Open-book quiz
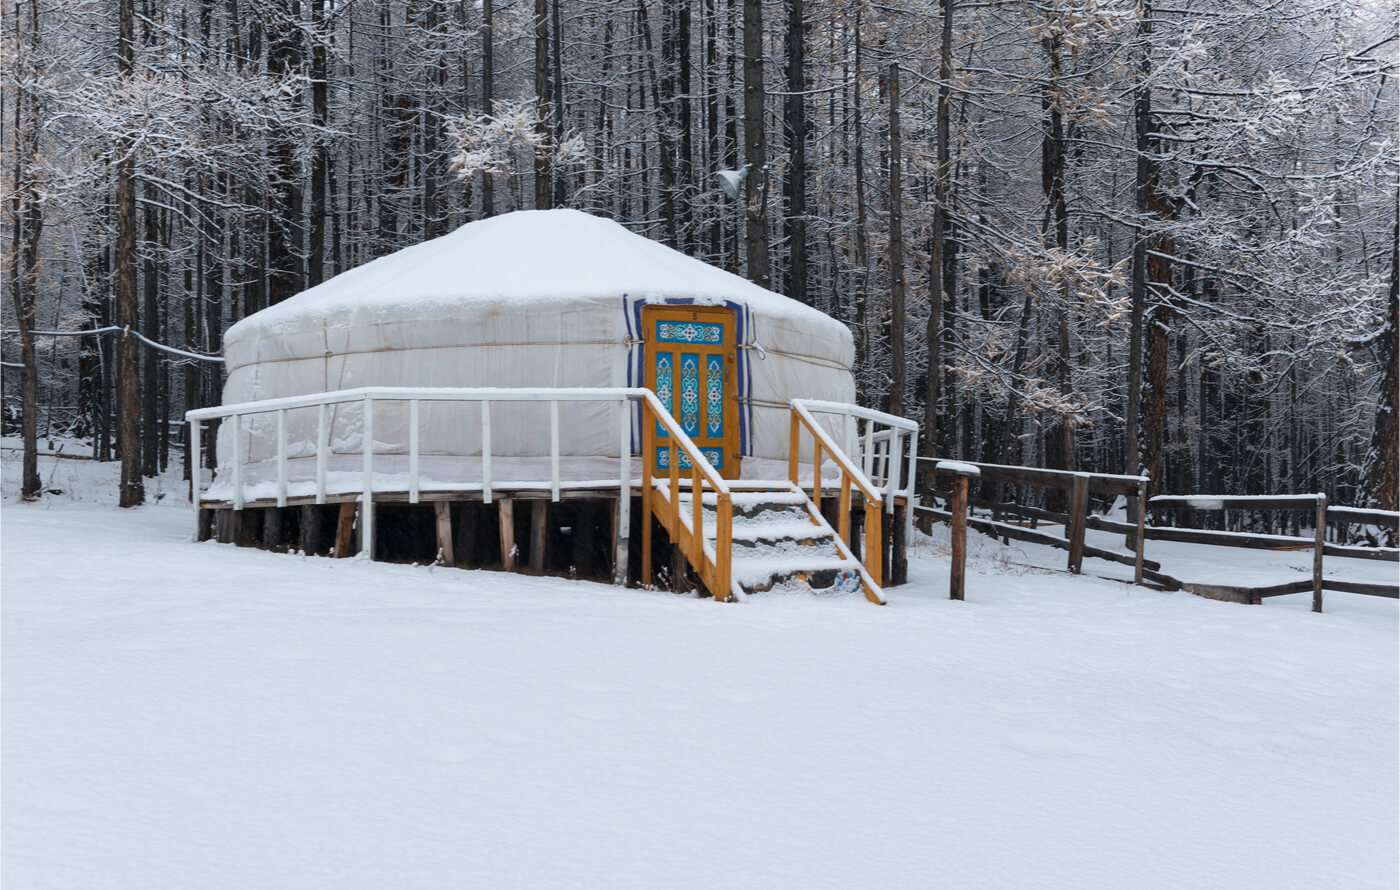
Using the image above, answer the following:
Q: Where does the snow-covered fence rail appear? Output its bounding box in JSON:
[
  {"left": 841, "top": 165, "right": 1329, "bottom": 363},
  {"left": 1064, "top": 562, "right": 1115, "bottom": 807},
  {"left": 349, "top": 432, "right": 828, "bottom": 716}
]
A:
[
  {"left": 914, "top": 458, "right": 1152, "bottom": 586},
  {"left": 1148, "top": 494, "right": 1400, "bottom": 612},
  {"left": 187, "top": 386, "right": 667, "bottom": 574}
]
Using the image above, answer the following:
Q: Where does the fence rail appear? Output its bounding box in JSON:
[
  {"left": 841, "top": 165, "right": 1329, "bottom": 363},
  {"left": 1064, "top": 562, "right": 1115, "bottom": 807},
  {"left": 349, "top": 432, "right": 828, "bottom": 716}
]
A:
[
  {"left": 1148, "top": 493, "right": 1400, "bottom": 611},
  {"left": 915, "top": 457, "right": 1150, "bottom": 588}
]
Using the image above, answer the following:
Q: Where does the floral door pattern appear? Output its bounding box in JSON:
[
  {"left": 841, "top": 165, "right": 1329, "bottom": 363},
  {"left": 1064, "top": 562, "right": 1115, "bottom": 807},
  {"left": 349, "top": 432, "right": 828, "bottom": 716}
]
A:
[{"left": 643, "top": 306, "right": 739, "bottom": 479}]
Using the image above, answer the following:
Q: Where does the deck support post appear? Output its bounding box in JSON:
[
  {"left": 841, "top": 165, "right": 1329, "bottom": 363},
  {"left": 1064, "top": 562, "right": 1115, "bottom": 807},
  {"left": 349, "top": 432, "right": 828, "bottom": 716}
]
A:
[
  {"left": 498, "top": 498, "right": 517, "bottom": 570},
  {"left": 529, "top": 501, "right": 548, "bottom": 573},
  {"left": 262, "top": 507, "right": 285, "bottom": 552},
  {"left": 300, "top": 505, "right": 325, "bottom": 555},
  {"left": 334, "top": 502, "right": 356, "bottom": 557},
  {"left": 453, "top": 503, "right": 477, "bottom": 568},
  {"left": 435, "top": 501, "right": 455, "bottom": 565}
]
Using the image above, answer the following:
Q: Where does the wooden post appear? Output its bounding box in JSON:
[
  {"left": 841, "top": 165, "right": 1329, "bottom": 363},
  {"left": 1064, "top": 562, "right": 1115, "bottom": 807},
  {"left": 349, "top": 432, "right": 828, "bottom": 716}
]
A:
[
  {"left": 715, "top": 492, "right": 733, "bottom": 601},
  {"left": 812, "top": 441, "right": 823, "bottom": 512},
  {"left": 434, "top": 501, "right": 455, "bottom": 566},
  {"left": 197, "top": 508, "right": 214, "bottom": 543},
  {"left": 670, "top": 545, "right": 689, "bottom": 593},
  {"left": 261, "top": 507, "right": 284, "bottom": 552},
  {"left": 1134, "top": 480, "right": 1147, "bottom": 585},
  {"left": 890, "top": 503, "right": 908, "bottom": 585},
  {"left": 1067, "top": 473, "right": 1089, "bottom": 574},
  {"left": 454, "top": 502, "right": 478, "bottom": 567},
  {"left": 334, "top": 501, "right": 357, "bottom": 557},
  {"left": 1313, "top": 493, "right": 1326, "bottom": 613},
  {"left": 529, "top": 500, "right": 548, "bottom": 573},
  {"left": 950, "top": 474, "right": 969, "bottom": 601},
  {"left": 864, "top": 501, "right": 883, "bottom": 586},
  {"left": 838, "top": 475, "right": 852, "bottom": 545},
  {"left": 788, "top": 409, "right": 801, "bottom": 485},
  {"left": 498, "top": 498, "right": 517, "bottom": 570},
  {"left": 300, "top": 505, "right": 324, "bottom": 555}
]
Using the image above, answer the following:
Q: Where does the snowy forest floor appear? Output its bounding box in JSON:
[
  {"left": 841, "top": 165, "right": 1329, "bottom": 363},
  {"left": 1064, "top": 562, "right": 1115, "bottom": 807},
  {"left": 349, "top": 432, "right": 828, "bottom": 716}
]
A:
[{"left": 4, "top": 452, "right": 1398, "bottom": 889}]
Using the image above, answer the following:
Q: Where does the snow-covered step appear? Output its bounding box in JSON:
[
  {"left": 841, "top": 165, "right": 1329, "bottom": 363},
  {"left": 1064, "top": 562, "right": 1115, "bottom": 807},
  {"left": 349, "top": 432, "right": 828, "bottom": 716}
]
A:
[{"left": 730, "top": 555, "right": 863, "bottom": 594}]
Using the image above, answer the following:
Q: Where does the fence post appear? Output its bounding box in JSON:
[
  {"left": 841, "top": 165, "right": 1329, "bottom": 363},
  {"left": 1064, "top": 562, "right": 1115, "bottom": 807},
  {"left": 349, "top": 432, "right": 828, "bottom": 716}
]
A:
[
  {"left": 1067, "top": 473, "right": 1089, "bottom": 574},
  {"left": 1313, "top": 493, "right": 1327, "bottom": 613},
  {"left": 950, "top": 473, "right": 969, "bottom": 600},
  {"left": 936, "top": 461, "right": 978, "bottom": 601},
  {"left": 1134, "top": 479, "right": 1147, "bottom": 585},
  {"left": 189, "top": 419, "right": 202, "bottom": 541}
]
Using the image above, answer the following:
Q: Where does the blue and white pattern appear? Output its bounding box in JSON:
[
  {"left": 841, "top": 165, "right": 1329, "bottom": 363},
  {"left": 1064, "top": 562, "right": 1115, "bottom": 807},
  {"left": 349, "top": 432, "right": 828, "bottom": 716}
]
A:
[
  {"left": 679, "top": 354, "right": 701, "bottom": 436},
  {"left": 654, "top": 351, "right": 673, "bottom": 438},
  {"left": 656, "top": 321, "right": 724, "bottom": 345},
  {"left": 655, "top": 447, "right": 723, "bottom": 470},
  {"left": 705, "top": 355, "right": 723, "bottom": 436}
]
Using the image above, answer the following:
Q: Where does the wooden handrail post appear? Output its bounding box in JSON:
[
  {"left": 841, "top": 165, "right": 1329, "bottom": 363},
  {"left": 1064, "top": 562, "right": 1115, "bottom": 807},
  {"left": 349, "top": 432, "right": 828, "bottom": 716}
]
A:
[
  {"left": 838, "top": 475, "right": 852, "bottom": 545},
  {"left": 691, "top": 463, "right": 703, "bottom": 562},
  {"left": 715, "top": 492, "right": 733, "bottom": 601},
  {"left": 865, "top": 500, "right": 883, "bottom": 586},
  {"left": 813, "top": 440, "right": 823, "bottom": 513},
  {"left": 1067, "top": 473, "right": 1089, "bottom": 574},
  {"left": 669, "top": 441, "right": 680, "bottom": 518},
  {"left": 1313, "top": 493, "right": 1326, "bottom": 613},
  {"left": 789, "top": 409, "right": 801, "bottom": 485},
  {"left": 949, "top": 473, "right": 969, "bottom": 601}
]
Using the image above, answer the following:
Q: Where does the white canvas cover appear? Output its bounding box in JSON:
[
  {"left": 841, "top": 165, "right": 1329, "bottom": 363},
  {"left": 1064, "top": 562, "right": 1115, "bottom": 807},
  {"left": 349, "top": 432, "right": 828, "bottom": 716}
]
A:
[{"left": 217, "top": 209, "right": 854, "bottom": 482}]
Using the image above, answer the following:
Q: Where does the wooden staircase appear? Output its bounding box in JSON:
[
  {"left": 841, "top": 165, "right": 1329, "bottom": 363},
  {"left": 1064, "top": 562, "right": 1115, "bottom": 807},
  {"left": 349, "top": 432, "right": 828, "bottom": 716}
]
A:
[{"left": 639, "top": 397, "right": 889, "bottom": 604}]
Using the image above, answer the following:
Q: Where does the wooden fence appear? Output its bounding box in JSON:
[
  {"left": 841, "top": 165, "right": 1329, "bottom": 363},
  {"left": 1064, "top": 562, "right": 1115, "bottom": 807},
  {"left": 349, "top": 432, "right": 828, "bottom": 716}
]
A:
[
  {"left": 915, "top": 459, "right": 1157, "bottom": 599},
  {"left": 1149, "top": 494, "right": 1400, "bottom": 611},
  {"left": 913, "top": 461, "right": 1399, "bottom": 611}
]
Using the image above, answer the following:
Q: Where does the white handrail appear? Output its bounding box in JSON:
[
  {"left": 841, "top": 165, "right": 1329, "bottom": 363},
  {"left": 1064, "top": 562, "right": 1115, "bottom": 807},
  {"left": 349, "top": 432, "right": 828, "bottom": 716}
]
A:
[
  {"left": 185, "top": 387, "right": 727, "bottom": 562},
  {"left": 790, "top": 398, "right": 920, "bottom": 508}
]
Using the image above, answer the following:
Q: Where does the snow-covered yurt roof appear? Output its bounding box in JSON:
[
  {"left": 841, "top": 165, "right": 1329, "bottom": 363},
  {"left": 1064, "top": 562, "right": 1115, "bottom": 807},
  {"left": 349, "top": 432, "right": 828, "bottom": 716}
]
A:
[
  {"left": 221, "top": 209, "right": 855, "bottom": 468},
  {"left": 225, "top": 209, "right": 850, "bottom": 371}
]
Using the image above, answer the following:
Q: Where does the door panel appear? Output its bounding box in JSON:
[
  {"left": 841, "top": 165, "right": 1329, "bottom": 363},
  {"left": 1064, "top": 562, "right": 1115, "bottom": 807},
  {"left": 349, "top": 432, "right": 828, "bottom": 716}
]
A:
[{"left": 643, "top": 306, "right": 740, "bottom": 479}]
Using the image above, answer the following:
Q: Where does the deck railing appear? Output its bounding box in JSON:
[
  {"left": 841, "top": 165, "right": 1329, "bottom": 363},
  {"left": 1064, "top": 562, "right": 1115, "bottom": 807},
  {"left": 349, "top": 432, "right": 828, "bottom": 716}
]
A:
[
  {"left": 639, "top": 393, "right": 734, "bottom": 601},
  {"left": 792, "top": 399, "right": 920, "bottom": 515},
  {"left": 788, "top": 400, "right": 907, "bottom": 595},
  {"left": 187, "top": 386, "right": 697, "bottom": 583}
]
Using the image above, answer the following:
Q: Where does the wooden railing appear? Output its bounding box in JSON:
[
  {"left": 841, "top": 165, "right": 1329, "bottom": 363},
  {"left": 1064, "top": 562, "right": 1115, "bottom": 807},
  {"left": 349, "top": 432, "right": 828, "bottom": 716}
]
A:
[
  {"left": 915, "top": 458, "right": 1154, "bottom": 588},
  {"left": 638, "top": 391, "right": 736, "bottom": 601},
  {"left": 788, "top": 400, "right": 887, "bottom": 600},
  {"left": 1149, "top": 494, "right": 1400, "bottom": 611}
]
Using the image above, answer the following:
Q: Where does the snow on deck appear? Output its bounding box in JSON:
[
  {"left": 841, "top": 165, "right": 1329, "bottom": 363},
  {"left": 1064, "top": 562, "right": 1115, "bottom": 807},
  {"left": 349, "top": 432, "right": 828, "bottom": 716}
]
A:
[{"left": 3, "top": 453, "right": 1397, "bottom": 889}]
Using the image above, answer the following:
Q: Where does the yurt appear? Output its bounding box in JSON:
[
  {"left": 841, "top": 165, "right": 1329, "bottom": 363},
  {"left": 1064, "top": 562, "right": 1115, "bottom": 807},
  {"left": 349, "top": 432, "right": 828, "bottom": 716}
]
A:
[{"left": 193, "top": 209, "right": 916, "bottom": 600}]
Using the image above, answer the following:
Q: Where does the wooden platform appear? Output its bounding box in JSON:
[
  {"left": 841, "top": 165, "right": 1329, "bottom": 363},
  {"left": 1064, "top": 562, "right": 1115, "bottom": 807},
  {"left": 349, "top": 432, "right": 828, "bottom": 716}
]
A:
[{"left": 197, "top": 487, "right": 912, "bottom": 593}]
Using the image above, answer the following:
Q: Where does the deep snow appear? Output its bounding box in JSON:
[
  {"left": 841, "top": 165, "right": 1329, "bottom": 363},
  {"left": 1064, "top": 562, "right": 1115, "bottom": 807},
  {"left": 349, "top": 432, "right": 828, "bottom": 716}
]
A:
[{"left": 3, "top": 453, "right": 1398, "bottom": 889}]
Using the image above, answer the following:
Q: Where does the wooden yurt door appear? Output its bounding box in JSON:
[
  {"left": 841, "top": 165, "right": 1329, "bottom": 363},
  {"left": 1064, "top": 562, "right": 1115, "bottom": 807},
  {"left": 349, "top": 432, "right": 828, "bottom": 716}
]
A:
[{"left": 642, "top": 305, "right": 741, "bottom": 479}]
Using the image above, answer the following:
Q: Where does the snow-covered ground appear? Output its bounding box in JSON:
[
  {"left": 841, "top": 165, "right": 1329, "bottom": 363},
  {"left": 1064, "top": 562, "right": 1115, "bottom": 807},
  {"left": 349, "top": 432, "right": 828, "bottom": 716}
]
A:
[{"left": 4, "top": 452, "right": 1398, "bottom": 889}]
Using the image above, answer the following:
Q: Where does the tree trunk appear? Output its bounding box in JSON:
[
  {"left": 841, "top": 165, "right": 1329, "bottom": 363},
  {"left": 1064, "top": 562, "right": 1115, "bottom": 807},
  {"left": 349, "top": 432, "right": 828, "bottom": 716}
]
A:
[
  {"left": 1364, "top": 218, "right": 1399, "bottom": 511},
  {"left": 116, "top": 0, "right": 144, "bottom": 507},
  {"left": 923, "top": 0, "right": 953, "bottom": 460},
  {"left": 741, "top": 0, "right": 770, "bottom": 287},
  {"left": 533, "top": 0, "right": 553, "bottom": 209},
  {"left": 885, "top": 61, "right": 906, "bottom": 416},
  {"left": 783, "top": 0, "right": 807, "bottom": 304},
  {"left": 480, "top": 0, "right": 495, "bottom": 216}
]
